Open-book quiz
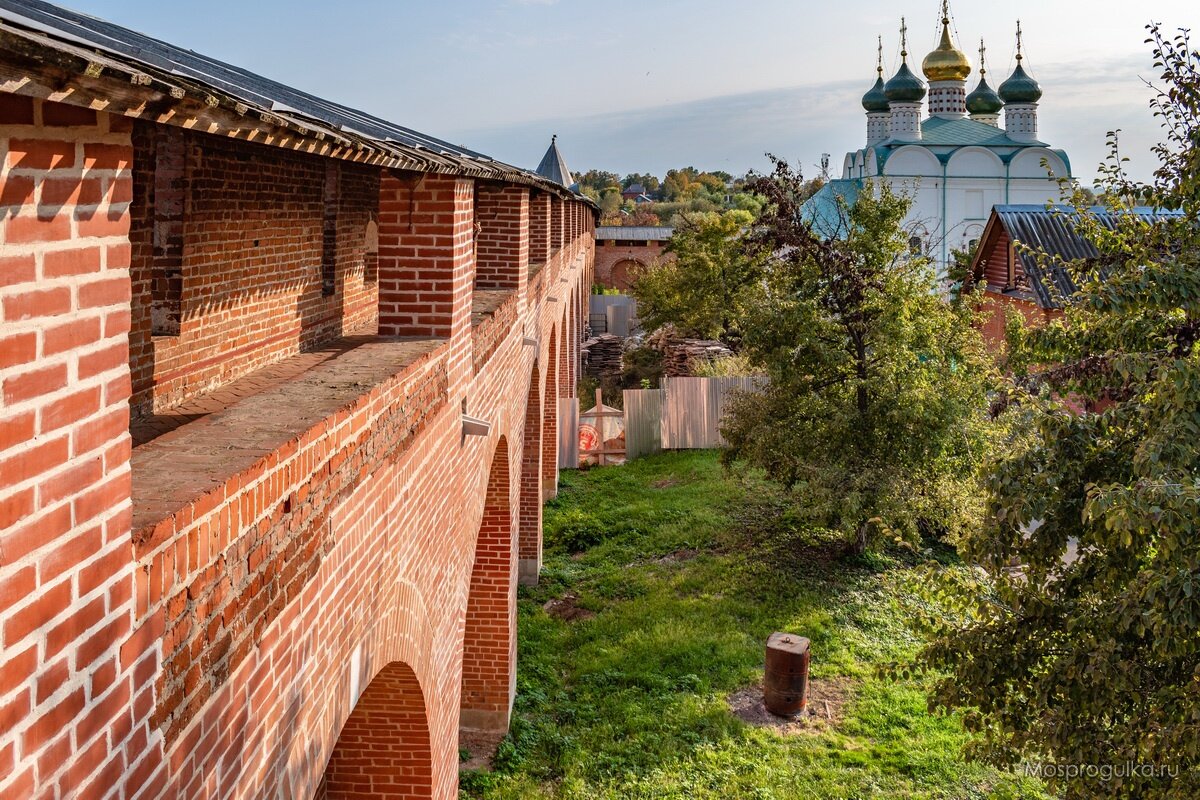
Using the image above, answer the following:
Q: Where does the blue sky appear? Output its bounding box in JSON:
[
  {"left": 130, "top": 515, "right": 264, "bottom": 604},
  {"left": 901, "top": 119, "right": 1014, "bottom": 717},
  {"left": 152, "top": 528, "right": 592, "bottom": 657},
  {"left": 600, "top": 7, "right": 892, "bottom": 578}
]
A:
[{"left": 63, "top": 0, "right": 1198, "bottom": 184}]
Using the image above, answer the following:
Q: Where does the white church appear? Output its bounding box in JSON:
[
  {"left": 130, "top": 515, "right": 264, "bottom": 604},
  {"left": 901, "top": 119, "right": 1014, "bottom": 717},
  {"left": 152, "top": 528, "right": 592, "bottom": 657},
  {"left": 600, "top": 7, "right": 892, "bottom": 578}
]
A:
[{"left": 803, "top": 4, "right": 1073, "bottom": 275}]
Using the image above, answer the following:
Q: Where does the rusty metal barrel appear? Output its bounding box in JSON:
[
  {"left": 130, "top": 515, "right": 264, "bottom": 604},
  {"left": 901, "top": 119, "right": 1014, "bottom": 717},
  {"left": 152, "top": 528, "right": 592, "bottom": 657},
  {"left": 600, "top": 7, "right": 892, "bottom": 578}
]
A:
[{"left": 763, "top": 632, "right": 810, "bottom": 717}]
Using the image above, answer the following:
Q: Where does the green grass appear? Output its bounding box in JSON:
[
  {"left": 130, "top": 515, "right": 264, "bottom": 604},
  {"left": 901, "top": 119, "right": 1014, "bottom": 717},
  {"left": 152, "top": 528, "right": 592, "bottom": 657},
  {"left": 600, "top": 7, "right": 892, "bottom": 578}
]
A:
[{"left": 461, "top": 452, "right": 1048, "bottom": 800}]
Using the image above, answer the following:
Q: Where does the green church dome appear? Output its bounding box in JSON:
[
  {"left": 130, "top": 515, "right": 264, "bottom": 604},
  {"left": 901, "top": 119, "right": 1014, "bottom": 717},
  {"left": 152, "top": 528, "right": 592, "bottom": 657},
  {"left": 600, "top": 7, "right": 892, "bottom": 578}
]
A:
[
  {"left": 999, "top": 60, "right": 1042, "bottom": 104},
  {"left": 966, "top": 75, "right": 1003, "bottom": 114},
  {"left": 862, "top": 73, "right": 891, "bottom": 112},
  {"left": 885, "top": 61, "right": 926, "bottom": 103}
]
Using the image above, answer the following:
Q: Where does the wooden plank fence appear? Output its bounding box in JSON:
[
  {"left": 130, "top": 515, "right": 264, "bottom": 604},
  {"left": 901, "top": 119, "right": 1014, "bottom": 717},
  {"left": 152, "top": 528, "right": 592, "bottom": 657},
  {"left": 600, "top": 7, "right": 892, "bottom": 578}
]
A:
[
  {"left": 620, "top": 376, "right": 764, "bottom": 457},
  {"left": 623, "top": 388, "right": 663, "bottom": 460},
  {"left": 558, "top": 396, "right": 579, "bottom": 469}
]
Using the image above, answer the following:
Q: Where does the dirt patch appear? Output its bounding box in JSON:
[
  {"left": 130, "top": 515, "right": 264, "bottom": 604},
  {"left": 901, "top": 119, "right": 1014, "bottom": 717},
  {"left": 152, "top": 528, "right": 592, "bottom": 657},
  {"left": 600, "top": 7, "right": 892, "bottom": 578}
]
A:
[
  {"left": 651, "top": 477, "right": 680, "bottom": 489},
  {"left": 655, "top": 548, "right": 699, "bottom": 564},
  {"left": 727, "top": 677, "right": 854, "bottom": 735},
  {"left": 543, "top": 593, "right": 595, "bottom": 622},
  {"left": 459, "top": 728, "right": 506, "bottom": 772}
]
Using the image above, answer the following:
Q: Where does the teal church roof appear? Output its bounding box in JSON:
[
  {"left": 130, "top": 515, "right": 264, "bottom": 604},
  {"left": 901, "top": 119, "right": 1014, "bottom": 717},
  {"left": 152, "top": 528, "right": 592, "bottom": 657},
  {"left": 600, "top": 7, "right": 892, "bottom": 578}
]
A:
[
  {"left": 917, "top": 115, "right": 1040, "bottom": 147},
  {"left": 799, "top": 179, "right": 863, "bottom": 239}
]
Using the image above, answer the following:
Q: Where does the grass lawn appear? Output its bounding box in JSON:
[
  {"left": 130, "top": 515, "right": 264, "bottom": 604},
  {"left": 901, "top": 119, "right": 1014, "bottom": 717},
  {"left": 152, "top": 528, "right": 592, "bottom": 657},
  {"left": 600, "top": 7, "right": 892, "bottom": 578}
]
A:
[{"left": 460, "top": 451, "right": 1049, "bottom": 800}]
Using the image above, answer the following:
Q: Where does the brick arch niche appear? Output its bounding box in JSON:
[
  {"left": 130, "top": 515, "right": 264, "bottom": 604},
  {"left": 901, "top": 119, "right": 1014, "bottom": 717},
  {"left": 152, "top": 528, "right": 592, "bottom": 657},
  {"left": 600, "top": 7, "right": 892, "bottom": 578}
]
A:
[
  {"left": 518, "top": 362, "right": 543, "bottom": 585},
  {"left": 459, "top": 437, "right": 517, "bottom": 731},
  {"left": 316, "top": 661, "right": 433, "bottom": 799},
  {"left": 542, "top": 326, "right": 558, "bottom": 499},
  {"left": 610, "top": 259, "right": 645, "bottom": 292}
]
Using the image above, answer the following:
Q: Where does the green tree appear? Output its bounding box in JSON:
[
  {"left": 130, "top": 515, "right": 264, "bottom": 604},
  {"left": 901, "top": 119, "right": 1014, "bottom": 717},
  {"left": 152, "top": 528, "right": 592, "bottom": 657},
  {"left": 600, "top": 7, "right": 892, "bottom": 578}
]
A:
[
  {"left": 576, "top": 169, "right": 621, "bottom": 193},
  {"left": 622, "top": 173, "right": 660, "bottom": 194},
  {"left": 721, "top": 160, "right": 995, "bottom": 553},
  {"left": 630, "top": 209, "right": 760, "bottom": 342},
  {"left": 910, "top": 26, "right": 1200, "bottom": 800},
  {"left": 598, "top": 189, "right": 622, "bottom": 218}
]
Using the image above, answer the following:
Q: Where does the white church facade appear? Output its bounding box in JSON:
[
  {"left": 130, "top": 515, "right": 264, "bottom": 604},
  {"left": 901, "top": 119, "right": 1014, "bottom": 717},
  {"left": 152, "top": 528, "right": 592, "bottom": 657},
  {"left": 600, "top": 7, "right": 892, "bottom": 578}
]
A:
[{"left": 803, "top": 5, "right": 1073, "bottom": 276}]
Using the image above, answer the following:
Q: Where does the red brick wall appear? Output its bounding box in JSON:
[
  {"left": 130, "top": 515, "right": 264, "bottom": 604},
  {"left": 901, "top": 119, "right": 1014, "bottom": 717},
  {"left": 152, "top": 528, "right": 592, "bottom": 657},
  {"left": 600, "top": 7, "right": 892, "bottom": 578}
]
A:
[
  {"left": 976, "top": 291, "right": 1062, "bottom": 355},
  {"left": 541, "top": 326, "right": 559, "bottom": 499},
  {"left": 472, "top": 293, "right": 518, "bottom": 375},
  {"left": 378, "top": 174, "right": 473, "bottom": 340},
  {"left": 459, "top": 439, "right": 516, "bottom": 731},
  {"left": 128, "top": 125, "right": 380, "bottom": 416},
  {"left": 475, "top": 185, "right": 528, "bottom": 290},
  {"left": 1, "top": 94, "right": 594, "bottom": 800},
  {"left": 528, "top": 193, "right": 550, "bottom": 267},
  {"left": 318, "top": 661, "right": 432, "bottom": 799},
  {"left": 0, "top": 99, "right": 137, "bottom": 799},
  {"left": 517, "top": 362, "right": 542, "bottom": 584},
  {"left": 594, "top": 240, "right": 670, "bottom": 290}
]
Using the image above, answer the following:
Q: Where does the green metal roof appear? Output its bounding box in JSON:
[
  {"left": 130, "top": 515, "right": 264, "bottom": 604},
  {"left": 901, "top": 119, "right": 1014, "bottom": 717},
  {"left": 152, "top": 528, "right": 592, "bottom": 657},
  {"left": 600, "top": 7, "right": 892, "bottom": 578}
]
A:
[
  {"left": 916, "top": 116, "right": 1043, "bottom": 147},
  {"left": 799, "top": 179, "right": 862, "bottom": 239}
]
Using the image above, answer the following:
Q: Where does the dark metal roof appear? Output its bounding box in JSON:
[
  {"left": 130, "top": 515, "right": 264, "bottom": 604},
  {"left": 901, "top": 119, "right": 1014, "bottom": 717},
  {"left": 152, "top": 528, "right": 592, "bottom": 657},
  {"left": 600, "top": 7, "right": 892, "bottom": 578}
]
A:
[
  {"left": 595, "top": 226, "right": 674, "bottom": 242},
  {"left": 535, "top": 136, "right": 573, "bottom": 188},
  {"left": 990, "top": 204, "right": 1184, "bottom": 308},
  {"left": 0, "top": 0, "right": 594, "bottom": 204}
]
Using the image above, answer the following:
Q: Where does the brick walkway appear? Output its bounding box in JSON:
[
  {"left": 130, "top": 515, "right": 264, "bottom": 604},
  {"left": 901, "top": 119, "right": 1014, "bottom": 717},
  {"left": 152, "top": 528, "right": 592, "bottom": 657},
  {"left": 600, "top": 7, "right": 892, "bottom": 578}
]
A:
[{"left": 131, "top": 337, "right": 387, "bottom": 447}]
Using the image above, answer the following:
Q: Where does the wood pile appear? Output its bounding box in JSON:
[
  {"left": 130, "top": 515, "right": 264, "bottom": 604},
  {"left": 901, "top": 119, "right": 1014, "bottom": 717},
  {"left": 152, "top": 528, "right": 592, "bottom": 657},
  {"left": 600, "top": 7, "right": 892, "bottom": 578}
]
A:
[
  {"left": 581, "top": 334, "right": 624, "bottom": 379},
  {"left": 645, "top": 327, "right": 733, "bottom": 377}
]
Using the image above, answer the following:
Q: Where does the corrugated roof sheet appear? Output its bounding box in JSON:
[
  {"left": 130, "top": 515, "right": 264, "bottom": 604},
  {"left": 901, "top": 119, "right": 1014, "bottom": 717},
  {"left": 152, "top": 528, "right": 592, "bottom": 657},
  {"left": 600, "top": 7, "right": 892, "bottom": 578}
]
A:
[
  {"left": 993, "top": 204, "right": 1184, "bottom": 308},
  {"left": 0, "top": 0, "right": 593, "bottom": 203},
  {"left": 595, "top": 226, "right": 674, "bottom": 241}
]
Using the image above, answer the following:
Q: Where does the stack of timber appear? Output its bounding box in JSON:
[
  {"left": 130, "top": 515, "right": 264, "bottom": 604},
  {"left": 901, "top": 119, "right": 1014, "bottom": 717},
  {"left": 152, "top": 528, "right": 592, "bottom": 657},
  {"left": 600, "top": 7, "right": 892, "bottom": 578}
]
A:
[
  {"left": 646, "top": 327, "right": 734, "bottom": 377},
  {"left": 581, "top": 334, "right": 624, "bottom": 379}
]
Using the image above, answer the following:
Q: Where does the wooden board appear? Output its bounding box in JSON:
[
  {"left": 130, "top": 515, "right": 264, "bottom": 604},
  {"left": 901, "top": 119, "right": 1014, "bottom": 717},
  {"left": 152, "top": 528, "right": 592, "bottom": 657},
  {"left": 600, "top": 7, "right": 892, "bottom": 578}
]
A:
[{"left": 623, "top": 389, "right": 664, "bottom": 460}]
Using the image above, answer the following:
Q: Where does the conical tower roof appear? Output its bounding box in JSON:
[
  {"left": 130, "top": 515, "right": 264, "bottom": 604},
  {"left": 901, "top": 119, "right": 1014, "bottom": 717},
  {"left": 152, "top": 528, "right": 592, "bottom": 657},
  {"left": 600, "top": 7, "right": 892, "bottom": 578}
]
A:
[{"left": 535, "top": 135, "right": 574, "bottom": 187}]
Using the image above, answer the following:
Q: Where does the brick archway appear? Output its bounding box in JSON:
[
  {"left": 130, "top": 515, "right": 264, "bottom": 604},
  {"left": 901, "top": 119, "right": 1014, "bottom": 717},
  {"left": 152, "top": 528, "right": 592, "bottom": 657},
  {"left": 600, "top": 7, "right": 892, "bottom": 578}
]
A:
[
  {"left": 518, "top": 362, "right": 543, "bottom": 585},
  {"left": 542, "top": 327, "right": 558, "bottom": 499},
  {"left": 460, "top": 437, "right": 516, "bottom": 731},
  {"left": 318, "top": 661, "right": 433, "bottom": 799},
  {"left": 610, "top": 259, "right": 645, "bottom": 292},
  {"left": 559, "top": 311, "right": 569, "bottom": 396}
]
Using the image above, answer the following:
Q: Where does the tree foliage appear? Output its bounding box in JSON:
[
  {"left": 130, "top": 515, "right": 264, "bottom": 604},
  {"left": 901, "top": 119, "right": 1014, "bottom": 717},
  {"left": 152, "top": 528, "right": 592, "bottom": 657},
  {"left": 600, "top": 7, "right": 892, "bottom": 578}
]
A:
[
  {"left": 630, "top": 210, "right": 760, "bottom": 342},
  {"left": 721, "top": 160, "right": 996, "bottom": 553},
  {"left": 909, "top": 25, "right": 1200, "bottom": 799}
]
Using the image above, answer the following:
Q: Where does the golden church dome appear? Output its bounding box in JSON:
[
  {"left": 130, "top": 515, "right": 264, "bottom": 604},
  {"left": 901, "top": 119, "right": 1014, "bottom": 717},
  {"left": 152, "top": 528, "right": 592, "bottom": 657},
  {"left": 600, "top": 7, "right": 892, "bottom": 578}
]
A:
[{"left": 922, "top": 16, "right": 971, "bottom": 82}]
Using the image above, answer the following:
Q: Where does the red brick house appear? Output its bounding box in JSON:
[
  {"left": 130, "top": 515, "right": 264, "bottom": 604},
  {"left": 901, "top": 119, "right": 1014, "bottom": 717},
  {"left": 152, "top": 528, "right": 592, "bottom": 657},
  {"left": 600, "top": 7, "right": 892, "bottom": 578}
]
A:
[
  {"left": 968, "top": 205, "right": 1071, "bottom": 352},
  {"left": 0, "top": 2, "right": 595, "bottom": 798},
  {"left": 593, "top": 226, "right": 674, "bottom": 291},
  {"left": 969, "top": 204, "right": 1186, "bottom": 354}
]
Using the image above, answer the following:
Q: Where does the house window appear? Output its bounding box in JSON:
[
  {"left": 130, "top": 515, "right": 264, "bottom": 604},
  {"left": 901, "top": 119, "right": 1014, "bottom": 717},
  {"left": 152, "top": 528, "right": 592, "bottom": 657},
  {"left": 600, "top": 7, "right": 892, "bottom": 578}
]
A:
[
  {"left": 322, "top": 162, "right": 340, "bottom": 296},
  {"left": 909, "top": 235, "right": 923, "bottom": 255}
]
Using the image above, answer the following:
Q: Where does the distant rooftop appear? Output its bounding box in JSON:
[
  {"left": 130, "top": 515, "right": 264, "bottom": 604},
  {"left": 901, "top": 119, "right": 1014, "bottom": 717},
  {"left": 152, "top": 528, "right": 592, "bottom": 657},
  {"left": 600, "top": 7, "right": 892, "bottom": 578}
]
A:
[{"left": 595, "top": 226, "right": 675, "bottom": 242}]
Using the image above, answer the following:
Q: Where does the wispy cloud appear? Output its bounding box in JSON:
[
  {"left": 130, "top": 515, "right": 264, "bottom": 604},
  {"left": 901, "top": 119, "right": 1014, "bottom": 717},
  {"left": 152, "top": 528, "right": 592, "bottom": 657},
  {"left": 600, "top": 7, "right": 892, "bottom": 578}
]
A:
[{"left": 448, "top": 53, "right": 1164, "bottom": 185}]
